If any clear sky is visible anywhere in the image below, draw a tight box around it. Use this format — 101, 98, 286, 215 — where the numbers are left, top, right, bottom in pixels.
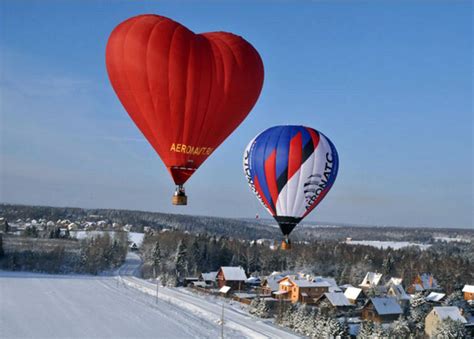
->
0, 1, 472, 228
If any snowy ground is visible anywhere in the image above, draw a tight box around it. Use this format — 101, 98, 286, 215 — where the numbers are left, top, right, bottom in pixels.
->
0, 253, 300, 339
345, 240, 431, 250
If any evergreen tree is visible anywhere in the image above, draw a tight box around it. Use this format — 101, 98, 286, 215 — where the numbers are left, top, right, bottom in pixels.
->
175, 240, 188, 281
372, 322, 388, 339
432, 318, 466, 338
358, 320, 375, 339
0, 233, 4, 258
319, 317, 348, 338
152, 240, 162, 278
389, 316, 411, 338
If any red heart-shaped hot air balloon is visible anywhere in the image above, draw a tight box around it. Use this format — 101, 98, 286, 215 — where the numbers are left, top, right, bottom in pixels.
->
106, 14, 264, 205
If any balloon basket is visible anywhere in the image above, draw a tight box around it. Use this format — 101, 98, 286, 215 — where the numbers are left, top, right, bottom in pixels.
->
281, 239, 291, 250
172, 195, 187, 205
172, 185, 187, 205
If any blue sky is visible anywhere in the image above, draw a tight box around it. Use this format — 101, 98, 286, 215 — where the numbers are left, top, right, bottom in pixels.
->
0, 1, 472, 228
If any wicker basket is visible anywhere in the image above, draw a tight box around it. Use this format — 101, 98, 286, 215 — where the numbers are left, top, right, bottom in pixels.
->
172, 195, 187, 205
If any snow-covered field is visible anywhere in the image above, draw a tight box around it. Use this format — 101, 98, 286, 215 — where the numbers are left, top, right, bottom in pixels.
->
345, 240, 431, 250
70, 231, 144, 246
0, 253, 299, 339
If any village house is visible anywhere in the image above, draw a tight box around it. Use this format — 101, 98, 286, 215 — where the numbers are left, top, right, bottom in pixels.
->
260, 272, 288, 295
276, 275, 331, 304
216, 266, 247, 291
359, 272, 383, 290
386, 283, 411, 312
462, 285, 474, 301
408, 273, 440, 294
199, 272, 217, 287
315, 292, 355, 314
425, 306, 467, 338
344, 287, 364, 305
361, 297, 403, 323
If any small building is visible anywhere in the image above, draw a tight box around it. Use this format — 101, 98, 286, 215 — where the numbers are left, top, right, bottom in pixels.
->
361, 297, 403, 323
359, 272, 383, 290
199, 272, 217, 287
387, 284, 411, 312
344, 287, 364, 305
425, 306, 467, 338
245, 276, 261, 287
216, 266, 247, 291
425, 292, 446, 304
408, 273, 440, 294
261, 272, 288, 295
276, 275, 330, 304
315, 292, 355, 314
462, 285, 474, 301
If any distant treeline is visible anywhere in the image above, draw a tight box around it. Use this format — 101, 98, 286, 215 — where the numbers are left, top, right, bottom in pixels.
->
0, 233, 127, 275
2, 203, 472, 242
141, 229, 473, 293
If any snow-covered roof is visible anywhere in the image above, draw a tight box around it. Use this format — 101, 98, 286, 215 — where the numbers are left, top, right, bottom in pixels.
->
280, 275, 332, 288
370, 297, 403, 315
425, 292, 446, 302
360, 272, 383, 287
219, 286, 231, 294
323, 292, 352, 307
432, 307, 467, 323
192, 281, 208, 288
219, 267, 247, 281
274, 290, 288, 295
462, 285, 474, 293
245, 277, 261, 284
344, 287, 363, 300
388, 284, 411, 301
201, 272, 217, 282
386, 277, 403, 286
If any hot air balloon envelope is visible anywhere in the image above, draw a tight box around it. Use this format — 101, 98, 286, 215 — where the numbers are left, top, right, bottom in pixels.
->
243, 126, 339, 242
106, 14, 264, 204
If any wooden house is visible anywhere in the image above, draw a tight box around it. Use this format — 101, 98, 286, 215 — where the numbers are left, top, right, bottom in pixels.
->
387, 283, 411, 312
408, 273, 440, 294
361, 297, 403, 323
216, 266, 247, 291
425, 307, 467, 338
462, 285, 474, 301
276, 275, 330, 304
344, 286, 365, 305
359, 272, 383, 291
314, 292, 355, 314
199, 271, 217, 287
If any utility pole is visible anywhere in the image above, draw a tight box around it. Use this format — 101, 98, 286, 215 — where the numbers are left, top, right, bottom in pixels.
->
221, 300, 225, 339
156, 278, 159, 304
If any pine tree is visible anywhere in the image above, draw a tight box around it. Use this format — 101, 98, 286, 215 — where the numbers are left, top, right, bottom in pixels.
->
249, 297, 260, 316
152, 240, 162, 278
358, 320, 375, 339
0, 234, 4, 258
389, 316, 411, 338
320, 317, 348, 338
372, 322, 388, 339
175, 240, 188, 281
432, 318, 466, 338
310, 315, 328, 339
292, 304, 309, 333
255, 298, 271, 318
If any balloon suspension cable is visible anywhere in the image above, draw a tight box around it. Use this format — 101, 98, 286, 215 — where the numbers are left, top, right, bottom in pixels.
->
172, 185, 188, 206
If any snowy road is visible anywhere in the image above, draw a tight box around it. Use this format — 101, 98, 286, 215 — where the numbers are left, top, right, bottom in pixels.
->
0, 253, 300, 339
117, 253, 300, 339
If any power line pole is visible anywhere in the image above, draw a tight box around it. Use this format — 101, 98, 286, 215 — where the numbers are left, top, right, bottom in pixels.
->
221, 300, 225, 339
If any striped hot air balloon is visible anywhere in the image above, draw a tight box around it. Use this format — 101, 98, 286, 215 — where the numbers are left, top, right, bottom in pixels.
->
243, 125, 339, 249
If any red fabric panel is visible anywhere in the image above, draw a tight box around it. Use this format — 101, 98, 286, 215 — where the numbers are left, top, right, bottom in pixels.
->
254, 175, 275, 216
287, 132, 302, 181
106, 14, 264, 185
264, 150, 278, 207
